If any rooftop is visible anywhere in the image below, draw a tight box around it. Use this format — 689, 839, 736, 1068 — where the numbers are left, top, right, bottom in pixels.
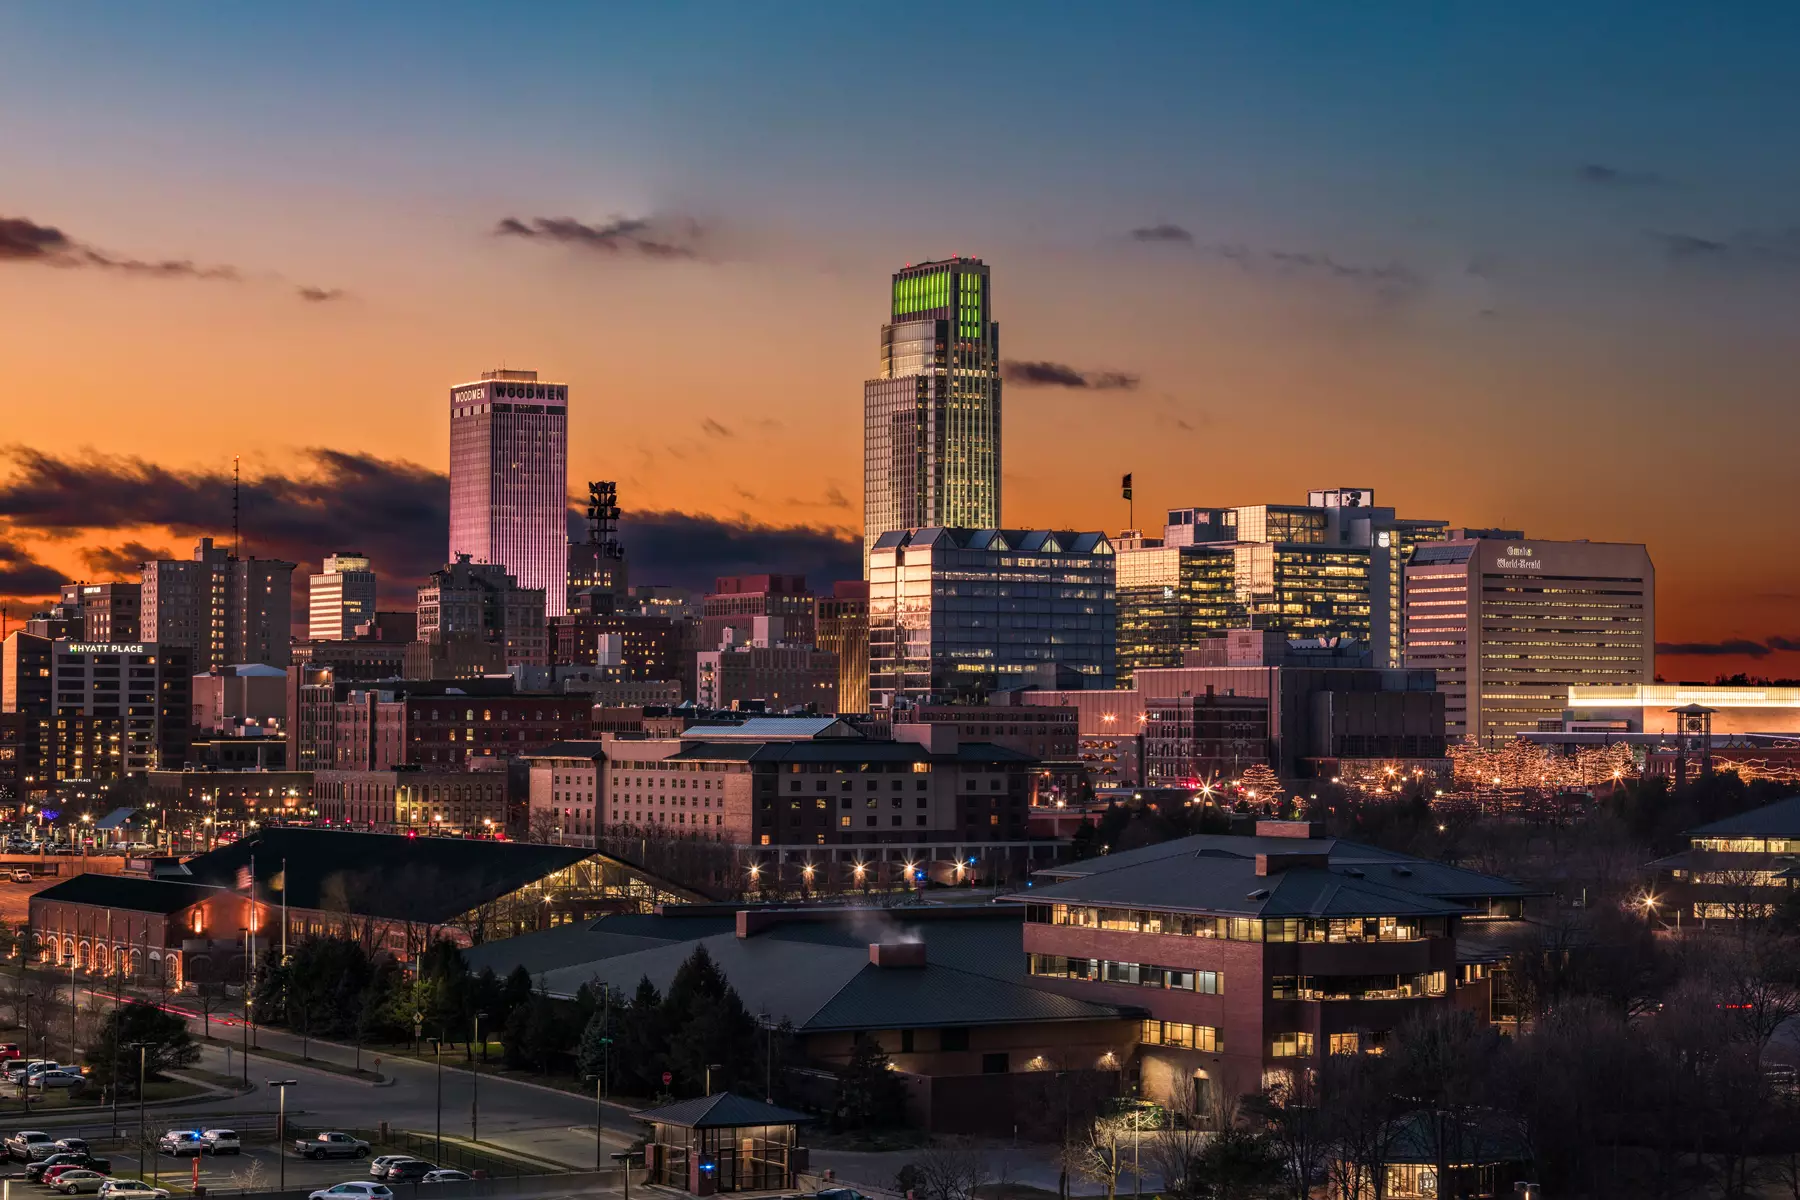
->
636, 1093, 812, 1129
870, 528, 1113, 556
33, 874, 224, 915
1687, 795, 1800, 839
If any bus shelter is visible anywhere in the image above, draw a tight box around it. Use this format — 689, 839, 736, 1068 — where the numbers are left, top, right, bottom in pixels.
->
638, 1093, 813, 1195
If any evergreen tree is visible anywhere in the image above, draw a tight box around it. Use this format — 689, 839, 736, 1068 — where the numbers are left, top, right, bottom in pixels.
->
616, 976, 667, 1094
833, 1033, 907, 1130
86, 1002, 200, 1095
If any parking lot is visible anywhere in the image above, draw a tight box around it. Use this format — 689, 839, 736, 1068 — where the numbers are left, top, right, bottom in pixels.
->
0, 1134, 445, 1195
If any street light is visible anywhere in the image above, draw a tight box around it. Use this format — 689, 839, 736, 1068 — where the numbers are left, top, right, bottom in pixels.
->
427, 1037, 444, 1162
128, 1042, 151, 1188
268, 1079, 298, 1191
471, 1012, 486, 1143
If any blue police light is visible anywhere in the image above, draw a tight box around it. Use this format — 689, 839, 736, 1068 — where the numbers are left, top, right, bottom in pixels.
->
40, 810, 60, 822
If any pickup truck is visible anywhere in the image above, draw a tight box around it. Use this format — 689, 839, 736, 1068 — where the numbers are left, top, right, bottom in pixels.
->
6, 1130, 57, 1161
292, 1132, 371, 1160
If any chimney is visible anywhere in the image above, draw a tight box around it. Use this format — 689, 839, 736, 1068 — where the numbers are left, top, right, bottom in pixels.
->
870, 942, 926, 968
1255, 819, 1324, 840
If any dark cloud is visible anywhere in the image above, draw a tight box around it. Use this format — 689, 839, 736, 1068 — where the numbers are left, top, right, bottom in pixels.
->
494, 214, 703, 260
1130, 224, 1194, 243
297, 286, 344, 303
1576, 162, 1665, 188
788, 485, 852, 510
0, 213, 237, 280
1648, 228, 1800, 269
0, 446, 859, 605
0, 538, 63, 600
700, 418, 733, 438
1209, 243, 1422, 302
1656, 638, 1789, 659
80, 541, 174, 576
1002, 360, 1140, 390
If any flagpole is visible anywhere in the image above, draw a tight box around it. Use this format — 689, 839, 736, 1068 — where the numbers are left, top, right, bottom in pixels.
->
280, 858, 287, 961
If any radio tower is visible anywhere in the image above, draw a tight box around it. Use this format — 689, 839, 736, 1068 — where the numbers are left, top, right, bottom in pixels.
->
231, 455, 242, 559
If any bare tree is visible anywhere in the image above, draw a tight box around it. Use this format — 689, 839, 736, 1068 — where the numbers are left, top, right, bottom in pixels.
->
909, 1138, 990, 1200
1066, 1112, 1141, 1200
1144, 1081, 1215, 1200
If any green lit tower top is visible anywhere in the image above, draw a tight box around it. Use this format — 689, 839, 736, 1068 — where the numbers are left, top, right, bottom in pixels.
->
863, 257, 1001, 571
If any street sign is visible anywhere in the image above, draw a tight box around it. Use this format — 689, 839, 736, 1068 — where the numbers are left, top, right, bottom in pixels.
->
662, 1071, 672, 1085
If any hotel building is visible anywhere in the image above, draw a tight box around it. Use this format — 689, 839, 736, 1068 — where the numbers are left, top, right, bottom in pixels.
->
863, 258, 1001, 570
141, 538, 296, 673
449, 369, 570, 617
1403, 534, 1654, 743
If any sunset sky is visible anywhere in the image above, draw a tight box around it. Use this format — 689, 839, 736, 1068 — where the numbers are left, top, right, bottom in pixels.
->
2, 4, 1797, 678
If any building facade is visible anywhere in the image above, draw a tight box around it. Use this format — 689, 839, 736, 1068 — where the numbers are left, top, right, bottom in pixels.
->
50, 639, 192, 776
868, 527, 1116, 709
695, 647, 840, 713
1116, 542, 1235, 685
416, 554, 549, 668
701, 575, 817, 650
1404, 535, 1654, 743
79, 582, 142, 644
448, 368, 570, 617
1144, 691, 1273, 789
863, 258, 1001, 569
816, 580, 871, 715
308, 553, 378, 641
141, 538, 296, 673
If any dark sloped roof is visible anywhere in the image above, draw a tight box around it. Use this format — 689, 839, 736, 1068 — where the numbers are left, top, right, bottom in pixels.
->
34, 874, 223, 914
637, 1093, 812, 1129
1027, 833, 1532, 917
178, 828, 591, 924
461, 922, 679, 978
1688, 796, 1800, 838
806, 961, 1137, 1031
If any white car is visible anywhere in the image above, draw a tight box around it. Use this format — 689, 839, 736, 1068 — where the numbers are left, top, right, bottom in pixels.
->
29, 1071, 85, 1089
308, 1185, 394, 1200
369, 1155, 410, 1180
97, 1184, 171, 1200
200, 1129, 240, 1155
157, 1131, 205, 1156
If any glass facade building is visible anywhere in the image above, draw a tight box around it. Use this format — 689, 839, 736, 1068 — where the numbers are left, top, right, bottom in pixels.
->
449, 369, 570, 617
862, 259, 1001, 571
1116, 545, 1236, 685
868, 528, 1115, 709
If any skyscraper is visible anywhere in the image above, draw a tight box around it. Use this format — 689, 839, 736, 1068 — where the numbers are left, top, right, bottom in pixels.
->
449, 368, 570, 617
862, 258, 1001, 570
141, 538, 295, 672
308, 552, 378, 641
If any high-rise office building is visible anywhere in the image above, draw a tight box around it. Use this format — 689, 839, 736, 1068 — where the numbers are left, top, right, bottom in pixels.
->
1404, 534, 1654, 744
862, 258, 1001, 570
1308, 489, 1447, 668
868, 527, 1115, 709
449, 368, 570, 617
308, 553, 378, 641
1115, 538, 1235, 685
79, 582, 141, 644
50, 639, 192, 775
415, 554, 549, 668
141, 538, 295, 673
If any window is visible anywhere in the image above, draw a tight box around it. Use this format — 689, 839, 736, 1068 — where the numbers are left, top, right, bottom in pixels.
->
1329, 1032, 1360, 1055
900, 1029, 914, 1053
1271, 1033, 1313, 1058
939, 1028, 970, 1052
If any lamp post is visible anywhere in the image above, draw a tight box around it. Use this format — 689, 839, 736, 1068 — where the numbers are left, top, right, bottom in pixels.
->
586, 1073, 605, 1169
470, 1012, 485, 1143
428, 1037, 443, 1162
128, 1042, 150, 1188
268, 1079, 297, 1192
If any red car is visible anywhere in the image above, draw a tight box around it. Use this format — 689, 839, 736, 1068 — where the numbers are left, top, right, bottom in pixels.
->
41, 1164, 89, 1184
0, 1044, 20, 1061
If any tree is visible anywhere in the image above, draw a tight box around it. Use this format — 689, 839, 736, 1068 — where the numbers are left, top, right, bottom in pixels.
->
1191, 1124, 1285, 1200
194, 980, 231, 1039
1237, 763, 1284, 807
85, 1002, 199, 1095
575, 987, 619, 1084
907, 1138, 989, 1200
1245, 1073, 1326, 1200
1388, 1009, 1503, 1200
833, 1034, 907, 1131
1066, 1113, 1135, 1200
615, 976, 668, 1095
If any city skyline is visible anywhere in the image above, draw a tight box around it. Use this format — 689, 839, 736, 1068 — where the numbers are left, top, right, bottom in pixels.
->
1, 5, 1797, 678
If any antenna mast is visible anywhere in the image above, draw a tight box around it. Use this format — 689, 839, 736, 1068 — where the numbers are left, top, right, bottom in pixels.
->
232, 455, 241, 558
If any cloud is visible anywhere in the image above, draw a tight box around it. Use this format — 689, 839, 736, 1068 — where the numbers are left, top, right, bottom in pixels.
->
700, 418, 733, 438
1576, 162, 1665, 188
788, 484, 852, 510
297, 286, 344, 303
80, 541, 174, 576
1648, 228, 1800, 269
0, 538, 62, 600
1655, 637, 1800, 659
1002, 360, 1140, 390
0, 213, 237, 280
1130, 224, 1194, 243
0, 445, 861, 605
1208, 243, 1422, 302
494, 214, 703, 260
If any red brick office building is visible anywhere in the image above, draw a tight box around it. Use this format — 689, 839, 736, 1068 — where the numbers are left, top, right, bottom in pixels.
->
1018, 821, 1530, 1108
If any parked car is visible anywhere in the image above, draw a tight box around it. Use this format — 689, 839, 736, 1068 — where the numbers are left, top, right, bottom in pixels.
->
157, 1131, 205, 1157
97, 1184, 170, 1200
292, 1132, 371, 1160
28, 1152, 112, 1181
31, 1071, 86, 1090
55, 1138, 91, 1154
200, 1129, 240, 1155
41, 1164, 96, 1185
21, 1061, 68, 1080
6, 1130, 57, 1160
383, 1161, 434, 1184
8, 870, 31, 883
50, 1168, 108, 1194
307, 1185, 393, 1200
7, 1060, 52, 1082
420, 1170, 471, 1183
368, 1156, 411, 1180
0, 1043, 20, 1059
